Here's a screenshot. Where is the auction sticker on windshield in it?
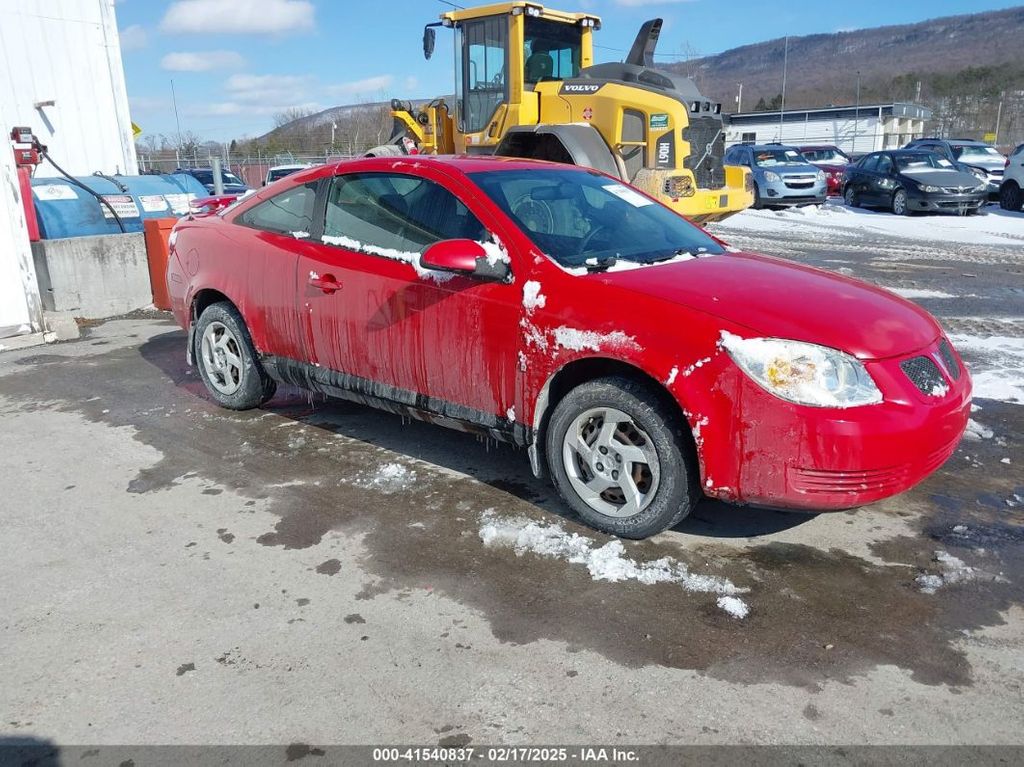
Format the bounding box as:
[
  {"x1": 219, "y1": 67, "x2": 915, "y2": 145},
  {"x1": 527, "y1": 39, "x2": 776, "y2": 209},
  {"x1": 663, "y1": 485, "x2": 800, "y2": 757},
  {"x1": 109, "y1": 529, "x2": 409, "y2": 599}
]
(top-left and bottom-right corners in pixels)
[{"x1": 602, "y1": 184, "x2": 654, "y2": 207}]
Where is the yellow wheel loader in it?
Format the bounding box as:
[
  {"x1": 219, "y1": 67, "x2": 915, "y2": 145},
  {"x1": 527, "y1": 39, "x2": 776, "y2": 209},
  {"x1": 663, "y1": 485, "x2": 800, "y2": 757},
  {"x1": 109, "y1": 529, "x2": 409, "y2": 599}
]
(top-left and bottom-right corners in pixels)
[{"x1": 369, "y1": 2, "x2": 752, "y2": 222}]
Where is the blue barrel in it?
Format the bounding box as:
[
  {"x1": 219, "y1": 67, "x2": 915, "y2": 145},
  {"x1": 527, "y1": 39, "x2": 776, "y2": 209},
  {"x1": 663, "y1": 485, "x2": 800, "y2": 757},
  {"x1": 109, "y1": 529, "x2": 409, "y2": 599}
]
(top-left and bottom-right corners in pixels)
[{"x1": 30, "y1": 173, "x2": 209, "y2": 239}]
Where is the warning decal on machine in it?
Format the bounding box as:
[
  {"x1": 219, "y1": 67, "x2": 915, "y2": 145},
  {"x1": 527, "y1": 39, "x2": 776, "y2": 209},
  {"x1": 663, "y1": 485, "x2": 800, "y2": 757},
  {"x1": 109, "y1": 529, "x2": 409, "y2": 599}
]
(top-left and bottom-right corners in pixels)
[
  {"x1": 33, "y1": 184, "x2": 78, "y2": 201},
  {"x1": 164, "y1": 193, "x2": 195, "y2": 215},
  {"x1": 101, "y1": 195, "x2": 141, "y2": 219},
  {"x1": 139, "y1": 195, "x2": 170, "y2": 213}
]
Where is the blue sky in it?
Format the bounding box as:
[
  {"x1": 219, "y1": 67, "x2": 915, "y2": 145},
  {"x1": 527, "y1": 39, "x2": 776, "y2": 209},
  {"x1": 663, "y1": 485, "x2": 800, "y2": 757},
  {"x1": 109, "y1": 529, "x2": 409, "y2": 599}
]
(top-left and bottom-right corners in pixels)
[{"x1": 117, "y1": 0, "x2": 1023, "y2": 143}]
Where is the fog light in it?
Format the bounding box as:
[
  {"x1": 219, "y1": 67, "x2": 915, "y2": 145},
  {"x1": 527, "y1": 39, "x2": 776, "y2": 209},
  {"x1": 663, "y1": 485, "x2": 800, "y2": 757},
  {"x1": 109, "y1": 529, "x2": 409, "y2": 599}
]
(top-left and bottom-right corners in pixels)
[{"x1": 663, "y1": 176, "x2": 695, "y2": 198}]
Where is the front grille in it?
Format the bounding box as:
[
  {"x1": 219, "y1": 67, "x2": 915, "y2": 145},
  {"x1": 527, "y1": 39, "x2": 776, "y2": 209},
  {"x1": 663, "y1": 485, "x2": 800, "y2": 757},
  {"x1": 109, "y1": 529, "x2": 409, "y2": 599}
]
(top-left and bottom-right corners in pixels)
[
  {"x1": 785, "y1": 181, "x2": 814, "y2": 189},
  {"x1": 900, "y1": 355, "x2": 945, "y2": 394},
  {"x1": 942, "y1": 186, "x2": 975, "y2": 194},
  {"x1": 683, "y1": 116, "x2": 725, "y2": 188},
  {"x1": 938, "y1": 339, "x2": 961, "y2": 380}
]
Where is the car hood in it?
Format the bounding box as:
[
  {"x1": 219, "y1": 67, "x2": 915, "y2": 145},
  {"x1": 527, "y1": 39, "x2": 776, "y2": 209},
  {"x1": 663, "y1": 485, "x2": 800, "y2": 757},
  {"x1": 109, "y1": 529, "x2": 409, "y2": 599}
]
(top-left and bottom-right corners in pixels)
[
  {"x1": 899, "y1": 169, "x2": 980, "y2": 188},
  {"x1": 759, "y1": 164, "x2": 819, "y2": 176},
  {"x1": 812, "y1": 162, "x2": 847, "y2": 174},
  {"x1": 596, "y1": 252, "x2": 940, "y2": 360}
]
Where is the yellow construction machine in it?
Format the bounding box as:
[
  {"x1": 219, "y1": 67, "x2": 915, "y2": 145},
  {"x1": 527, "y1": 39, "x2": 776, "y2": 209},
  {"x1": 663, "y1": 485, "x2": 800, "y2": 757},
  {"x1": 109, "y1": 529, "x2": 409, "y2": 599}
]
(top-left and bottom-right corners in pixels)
[{"x1": 369, "y1": 2, "x2": 752, "y2": 222}]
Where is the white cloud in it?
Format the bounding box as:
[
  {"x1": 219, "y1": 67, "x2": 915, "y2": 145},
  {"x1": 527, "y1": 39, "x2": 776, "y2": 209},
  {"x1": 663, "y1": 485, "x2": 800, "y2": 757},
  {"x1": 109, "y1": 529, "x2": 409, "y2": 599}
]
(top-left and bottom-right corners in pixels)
[
  {"x1": 327, "y1": 75, "x2": 394, "y2": 98},
  {"x1": 225, "y1": 73, "x2": 313, "y2": 104},
  {"x1": 186, "y1": 100, "x2": 320, "y2": 118},
  {"x1": 404, "y1": 75, "x2": 418, "y2": 92},
  {"x1": 119, "y1": 24, "x2": 148, "y2": 51},
  {"x1": 161, "y1": 0, "x2": 315, "y2": 35},
  {"x1": 614, "y1": 0, "x2": 695, "y2": 5},
  {"x1": 161, "y1": 50, "x2": 245, "y2": 72}
]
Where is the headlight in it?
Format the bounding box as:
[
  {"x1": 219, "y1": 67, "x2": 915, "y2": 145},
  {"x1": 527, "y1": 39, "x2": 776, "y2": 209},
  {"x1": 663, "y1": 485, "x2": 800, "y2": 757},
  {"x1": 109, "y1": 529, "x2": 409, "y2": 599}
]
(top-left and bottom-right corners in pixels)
[
  {"x1": 762, "y1": 171, "x2": 781, "y2": 183},
  {"x1": 967, "y1": 167, "x2": 986, "y2": 180},
  {"x1": 816, "y1": 170, "x2": 826, "y2": 182},
  {"x1": 720, "y1": 332, "x2": 883, "y2": 408},
  {"x1": 974, "y1": 183, "x2": 988, "y2": 192},
  {"x1": 918, "y1": 183, "x2": 942, "y2": 193}
]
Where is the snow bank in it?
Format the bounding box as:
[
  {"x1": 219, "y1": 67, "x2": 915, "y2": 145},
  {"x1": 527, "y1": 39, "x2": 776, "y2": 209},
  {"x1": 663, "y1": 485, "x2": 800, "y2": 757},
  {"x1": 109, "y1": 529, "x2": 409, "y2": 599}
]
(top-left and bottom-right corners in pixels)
[
  {"x1": 964, "y1": 418, "x2": 994, "y2": 441},
  {"x1": 916, "y1": 550, "x2": 985, "y2": 594},
  {"x1": 949, "y1": 334, "x2": 1024, "y2": 404},
  {"x1": 886, "y1": 288, "x2": 956, "y2": 299},
  {"x1": 479, "y1": 511, "x2": 748, "y2": 615},
  {"x1": 352, "y1": 462, "x2": 416, "y2": 493},
  {"x1": 716, "y1": 596, "x2": 750, "y2": 620}
]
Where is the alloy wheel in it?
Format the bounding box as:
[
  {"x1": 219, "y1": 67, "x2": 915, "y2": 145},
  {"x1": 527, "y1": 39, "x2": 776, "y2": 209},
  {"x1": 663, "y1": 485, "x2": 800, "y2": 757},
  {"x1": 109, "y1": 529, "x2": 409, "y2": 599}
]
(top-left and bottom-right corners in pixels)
[
  {"x1": 200, "y1": 321, "x2": 244, "y2": 395},
  {"x1": 561, "y1": 407, "x2": 661, "y2": 519}
]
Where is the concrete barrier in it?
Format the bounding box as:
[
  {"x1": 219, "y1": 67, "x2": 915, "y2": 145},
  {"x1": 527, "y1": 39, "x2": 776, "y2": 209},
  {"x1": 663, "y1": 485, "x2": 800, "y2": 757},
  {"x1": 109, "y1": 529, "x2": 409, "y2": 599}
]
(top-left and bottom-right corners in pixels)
[{"x1": 31, "y1": 233, "x2": 153, "y2": 319}]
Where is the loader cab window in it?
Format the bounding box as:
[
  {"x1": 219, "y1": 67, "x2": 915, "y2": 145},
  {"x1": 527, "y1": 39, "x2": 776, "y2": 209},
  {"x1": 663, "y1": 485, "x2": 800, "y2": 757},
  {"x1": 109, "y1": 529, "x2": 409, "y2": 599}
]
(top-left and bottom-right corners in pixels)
[
  {"x1": 524, "y1": 17, "x2": 582, "y2": 85},
  {"x1": 458, "y1": 16, "x2": 509, "y2": 134}
]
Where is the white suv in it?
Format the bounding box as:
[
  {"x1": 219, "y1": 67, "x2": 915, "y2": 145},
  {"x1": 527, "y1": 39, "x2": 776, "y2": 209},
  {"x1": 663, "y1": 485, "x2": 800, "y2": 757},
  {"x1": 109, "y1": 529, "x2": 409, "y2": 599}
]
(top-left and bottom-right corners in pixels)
[{"x1": 1001, "y1": 143, "x2": 1024, "y2": 211}]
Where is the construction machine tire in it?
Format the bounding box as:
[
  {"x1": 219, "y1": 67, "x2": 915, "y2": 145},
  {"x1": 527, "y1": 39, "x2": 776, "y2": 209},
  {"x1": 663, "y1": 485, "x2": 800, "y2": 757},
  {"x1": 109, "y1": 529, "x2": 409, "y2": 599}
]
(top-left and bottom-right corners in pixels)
[{"x1": 364, "y1": 145, "x2": 404, "y2": 158}]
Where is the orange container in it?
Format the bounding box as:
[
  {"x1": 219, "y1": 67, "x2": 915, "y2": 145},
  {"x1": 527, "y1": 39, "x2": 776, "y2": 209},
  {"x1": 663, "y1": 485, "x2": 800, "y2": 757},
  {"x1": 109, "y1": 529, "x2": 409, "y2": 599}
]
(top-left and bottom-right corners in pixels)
[{"x1": 144, "y1": 217, "x2": 178, "y2": 310}]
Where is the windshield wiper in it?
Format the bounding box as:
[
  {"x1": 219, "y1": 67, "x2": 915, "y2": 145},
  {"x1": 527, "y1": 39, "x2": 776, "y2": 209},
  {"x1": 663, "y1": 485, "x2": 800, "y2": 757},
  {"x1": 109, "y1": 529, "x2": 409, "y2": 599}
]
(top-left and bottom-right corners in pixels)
[{"x1": 584, "y1": 256, "x2": 618, "y2": 273}]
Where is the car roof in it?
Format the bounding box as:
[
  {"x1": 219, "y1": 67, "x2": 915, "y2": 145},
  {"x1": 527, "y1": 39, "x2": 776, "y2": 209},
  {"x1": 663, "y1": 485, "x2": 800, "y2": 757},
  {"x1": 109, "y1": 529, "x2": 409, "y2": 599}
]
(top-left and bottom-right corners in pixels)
[
  {"x1": 319, "y1": 154, "x2": 593, "y2": 174},
  {"x1": 748, "y1": 144, "x2": 801, "y2": 151}
]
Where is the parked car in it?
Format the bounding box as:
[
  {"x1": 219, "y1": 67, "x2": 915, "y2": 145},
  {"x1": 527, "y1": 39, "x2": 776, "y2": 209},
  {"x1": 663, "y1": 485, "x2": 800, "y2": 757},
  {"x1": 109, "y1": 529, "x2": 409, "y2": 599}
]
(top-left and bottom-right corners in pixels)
[
  {"x1": 904, "y1": 138, "x2": 1005, "y2": 198},
  {"x1": 723, "y1": 144, "x2": 827, "y2": 208},
  {"x1": 168, "y1": 156, "x2": 970, "y2": 539},
  {"x1": 843, "y1": 150, "x2": 988, "y2": 215},
  {"x1": 177, "y1": 167, "x2": 249, "y2": 195},
  {"x1": 264, "y1": 163, "x2": 312, "y2": 186},
  {"x1": 999, "y1": 142, "x2": 1024, "y2": 211},
  {"x1": 796, "y1": 144, "x2": 852, "y2": 196}
]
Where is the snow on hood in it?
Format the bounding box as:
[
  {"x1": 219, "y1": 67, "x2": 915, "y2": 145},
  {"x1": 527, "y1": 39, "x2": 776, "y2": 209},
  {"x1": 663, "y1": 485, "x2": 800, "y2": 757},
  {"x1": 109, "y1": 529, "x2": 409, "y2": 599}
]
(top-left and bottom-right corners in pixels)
[{"x1": 591, "y1": 251, "x2": 942, "y2": 360}]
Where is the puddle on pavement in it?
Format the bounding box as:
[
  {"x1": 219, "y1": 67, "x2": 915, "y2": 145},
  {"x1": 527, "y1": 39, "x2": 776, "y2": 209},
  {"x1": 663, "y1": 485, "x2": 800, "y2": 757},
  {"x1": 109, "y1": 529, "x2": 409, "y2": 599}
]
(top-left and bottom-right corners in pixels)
[{"x1": 1, "y1": 329, "x2": 1021, "y2": 689}]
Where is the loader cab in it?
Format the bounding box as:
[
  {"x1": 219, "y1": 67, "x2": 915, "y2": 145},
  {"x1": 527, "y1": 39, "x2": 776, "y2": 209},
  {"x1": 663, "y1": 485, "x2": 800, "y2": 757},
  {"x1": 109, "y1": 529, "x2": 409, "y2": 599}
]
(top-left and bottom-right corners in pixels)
[{"x1": 442, "y1": 3, "x2": 598, "y2": 150}]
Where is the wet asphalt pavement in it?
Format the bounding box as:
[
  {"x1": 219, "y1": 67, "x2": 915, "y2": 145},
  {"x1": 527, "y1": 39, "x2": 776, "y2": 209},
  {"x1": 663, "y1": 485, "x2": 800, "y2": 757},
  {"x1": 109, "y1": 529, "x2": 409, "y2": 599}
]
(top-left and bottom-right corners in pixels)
[{"x1": 1, "y1": 212, "x2": 1022, "y2": 747}]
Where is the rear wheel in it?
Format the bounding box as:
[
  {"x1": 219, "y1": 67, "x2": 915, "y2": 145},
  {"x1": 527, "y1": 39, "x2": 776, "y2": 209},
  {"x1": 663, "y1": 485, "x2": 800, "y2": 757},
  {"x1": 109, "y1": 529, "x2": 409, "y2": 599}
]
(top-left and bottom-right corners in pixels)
[
  {"x1": 891, "y1": 188, "x2": 910, "y2": 216},
  {"x1": 843, "y1": 185, "x2": 859, "y2": 208},
  {"x1": 1000, "y1": 181, "x2": 1023, "y2": 211},
  {"x1": 194, "y1": 302, "x2": 276, "y2": 410},
  {"x1": 545, "y1": 377, "x2": 698, "y2": 539}
]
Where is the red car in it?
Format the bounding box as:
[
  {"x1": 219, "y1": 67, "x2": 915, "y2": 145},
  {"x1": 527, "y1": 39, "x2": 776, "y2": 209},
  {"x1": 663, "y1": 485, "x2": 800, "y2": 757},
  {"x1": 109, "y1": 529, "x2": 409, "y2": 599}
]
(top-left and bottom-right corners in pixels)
[
  {"x1": 797, "y1": 145, "x2": 853, "y2": 196},
  {"x1": 167, "y1": 156, "x2": 971, "y2": 539}
]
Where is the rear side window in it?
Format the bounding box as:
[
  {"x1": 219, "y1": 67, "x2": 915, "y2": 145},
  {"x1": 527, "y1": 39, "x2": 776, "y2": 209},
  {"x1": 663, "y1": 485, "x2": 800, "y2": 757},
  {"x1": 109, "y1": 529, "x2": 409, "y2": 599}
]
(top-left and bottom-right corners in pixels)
[
  {"x1": 322, "y1": 173, "x2": 487, "y2": 256},
  {"x1": 860, "y1": 154, "x2": 880, "y2": 172},
  {"x1": 238, "y1": 182, "x2": 318, "y2": 235}
]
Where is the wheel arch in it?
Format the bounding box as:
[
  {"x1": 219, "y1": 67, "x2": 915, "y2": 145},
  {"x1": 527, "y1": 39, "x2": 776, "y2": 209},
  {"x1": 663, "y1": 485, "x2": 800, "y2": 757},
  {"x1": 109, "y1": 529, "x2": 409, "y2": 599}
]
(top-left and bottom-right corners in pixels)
[
  {"x1": 495, "y1": 124, "x2": 623, "y2": 180},
  {"x1": 187, "y1": 288, "x2": 242, "y2": 365},
  {"x1": 528, "y1": 355, "x2": 696, "y2": 479}
]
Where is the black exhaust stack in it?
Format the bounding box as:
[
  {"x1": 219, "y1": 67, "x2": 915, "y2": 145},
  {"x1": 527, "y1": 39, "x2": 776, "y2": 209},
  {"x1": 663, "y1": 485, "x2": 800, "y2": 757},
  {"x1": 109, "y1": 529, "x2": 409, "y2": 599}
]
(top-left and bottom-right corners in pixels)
[{"x1": 625, "y1": 18, "x2": 662, "y2": 68}]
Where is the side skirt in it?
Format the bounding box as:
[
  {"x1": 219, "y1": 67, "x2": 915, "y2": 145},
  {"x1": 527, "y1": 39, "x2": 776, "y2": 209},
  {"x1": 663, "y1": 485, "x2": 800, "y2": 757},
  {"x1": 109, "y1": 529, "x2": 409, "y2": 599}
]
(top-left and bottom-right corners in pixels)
[{"x1": 262, "y1": 355, "x2": 532, "y2": 448}]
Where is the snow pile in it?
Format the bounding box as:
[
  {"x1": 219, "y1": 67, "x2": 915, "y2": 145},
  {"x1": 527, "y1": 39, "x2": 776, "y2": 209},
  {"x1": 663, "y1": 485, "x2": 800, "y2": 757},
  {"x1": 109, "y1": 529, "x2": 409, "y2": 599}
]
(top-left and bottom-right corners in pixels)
[
  {"x1": 291, "y1": 231, "x2": 310, "y2": 239},
  {"x1": 949, "y1": 334, "x2": 1024, "y2": 404},
  {"x1": 887, "y1": 288, "x2": 956, "y2": 299},
  {"x1": 716, "y1": 596, "x2": 750, "y2": 619},
  {"x1": 964, "y1": 418, "x2": 994, "y2": 441},
  {"x1": 479, "y1": 234, "x2": 510, "y2": 265},
  {"x1": 553, "y1": 327, "x2": 639, "y2": 353},
  {"x1": 522, "y1": 280, "x2": 546, "y2": 313},
  {"x1": 321, "y1": 234, "x2": 454, "y2": 284},
  {"x1": 915, "y1": 550, "x2": 1004, "y2": 594},
  {"x1": 353, "y1": 462, "x2": 417, "y2": 493},
  {"x1": 479, "y1": 511, "x2": 749, "y2": 615}
]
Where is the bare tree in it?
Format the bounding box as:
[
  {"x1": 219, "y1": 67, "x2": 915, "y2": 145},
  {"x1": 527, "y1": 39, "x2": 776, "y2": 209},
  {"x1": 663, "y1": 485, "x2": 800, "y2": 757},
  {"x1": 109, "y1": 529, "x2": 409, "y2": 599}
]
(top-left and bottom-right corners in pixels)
[{"x1": 273, "y1": 107, "x2": 316, "y2": 129}]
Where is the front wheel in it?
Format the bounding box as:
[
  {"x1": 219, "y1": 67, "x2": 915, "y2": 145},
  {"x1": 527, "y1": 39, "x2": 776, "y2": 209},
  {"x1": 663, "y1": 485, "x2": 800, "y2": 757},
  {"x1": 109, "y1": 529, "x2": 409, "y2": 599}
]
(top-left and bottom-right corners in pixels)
[
  {"x1": 545, "y1": 377, "x2": 698, "y2": 539},
  {"x1": 843, "y1": 185, "x2": 859, "y2": 208},
  {"x1": 194, "y1": 302, "x2": 276, "y2": 410},
  {"x1": 891, "y1": 188, "x2": 910, "y2": 216}
]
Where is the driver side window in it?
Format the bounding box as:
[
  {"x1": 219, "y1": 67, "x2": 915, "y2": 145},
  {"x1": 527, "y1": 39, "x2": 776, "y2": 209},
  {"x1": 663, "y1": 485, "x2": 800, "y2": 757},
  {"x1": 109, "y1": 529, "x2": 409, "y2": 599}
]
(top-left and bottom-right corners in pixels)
[{"x1": 877, "y1": 155, "x2": 894, "y2": 175}]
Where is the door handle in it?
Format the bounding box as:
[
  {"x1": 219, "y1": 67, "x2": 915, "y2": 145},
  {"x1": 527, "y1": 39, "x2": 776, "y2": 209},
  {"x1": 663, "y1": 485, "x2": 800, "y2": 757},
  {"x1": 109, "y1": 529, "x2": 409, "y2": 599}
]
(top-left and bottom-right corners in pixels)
[{"x1": 309, "y1": 273, "x2": 341, "y2": 294}]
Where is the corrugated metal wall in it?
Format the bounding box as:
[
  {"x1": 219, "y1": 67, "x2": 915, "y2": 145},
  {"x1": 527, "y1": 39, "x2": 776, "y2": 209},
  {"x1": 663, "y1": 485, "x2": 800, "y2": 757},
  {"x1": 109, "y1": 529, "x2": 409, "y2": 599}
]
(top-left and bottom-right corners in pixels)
[{"x1": 0, "y1": 0, "x2": 137, "y2": 178}]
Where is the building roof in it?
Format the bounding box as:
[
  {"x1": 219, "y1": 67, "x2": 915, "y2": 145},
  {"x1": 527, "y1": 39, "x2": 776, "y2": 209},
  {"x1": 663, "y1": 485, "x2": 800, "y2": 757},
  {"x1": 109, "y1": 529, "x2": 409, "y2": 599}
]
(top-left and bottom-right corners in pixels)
[{"x1": 727, "y1": 102, "x2": 932, "y2": 125}]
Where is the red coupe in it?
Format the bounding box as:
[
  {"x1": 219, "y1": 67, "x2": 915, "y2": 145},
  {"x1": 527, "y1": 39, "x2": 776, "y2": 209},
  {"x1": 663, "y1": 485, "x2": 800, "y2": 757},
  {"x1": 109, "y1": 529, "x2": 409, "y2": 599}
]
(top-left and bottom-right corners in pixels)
[
  {"x1": 167, "y1": 156, "x2": 971, "y2": 539},
  {"x1": 798, "y1": 145, "x2": 853, "y2": 196}
]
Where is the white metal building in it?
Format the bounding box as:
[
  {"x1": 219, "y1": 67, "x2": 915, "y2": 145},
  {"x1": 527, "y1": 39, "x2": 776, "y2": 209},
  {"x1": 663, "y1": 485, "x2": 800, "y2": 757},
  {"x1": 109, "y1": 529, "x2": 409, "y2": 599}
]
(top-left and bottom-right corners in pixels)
[
  {"x1": 0, "y1": 0, "x2": 135, "y2": 341},
  {"x1": 724, "y1": 103, "x2": 933, "y2": 155}
]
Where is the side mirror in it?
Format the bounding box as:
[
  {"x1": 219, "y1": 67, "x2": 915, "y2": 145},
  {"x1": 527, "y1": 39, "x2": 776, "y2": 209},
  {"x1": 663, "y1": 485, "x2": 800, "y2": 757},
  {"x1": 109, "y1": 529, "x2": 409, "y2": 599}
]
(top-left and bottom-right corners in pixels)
[
  {"x1": 420, "y1": 239, "x2": 509, "y2": 282},
  {"x1": 423, "y1": 26, "x2": 436, "y2": 60}
]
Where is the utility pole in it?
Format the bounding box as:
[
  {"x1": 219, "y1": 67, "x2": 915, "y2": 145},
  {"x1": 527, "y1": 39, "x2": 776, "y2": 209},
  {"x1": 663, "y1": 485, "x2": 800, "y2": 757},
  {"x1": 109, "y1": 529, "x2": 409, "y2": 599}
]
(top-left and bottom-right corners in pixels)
[
  {"x1": 779, "y1": 37, "x2": 788, "y2": 140},
  {"x1": 994, "y1": 94, "x2": 1004, "y2": 145},
  {"x1": 331, "y1": 121, "x2": 337, "y2": 148},
  {"x1": 170, "y1": 79, "x2": 183, "y2": 151},
  {"x1": 854, "y1": 70, "x2": 861, "y2": 154},
  {"x1": 736, "y1": 82, "x2": 743, "y2": 113}
]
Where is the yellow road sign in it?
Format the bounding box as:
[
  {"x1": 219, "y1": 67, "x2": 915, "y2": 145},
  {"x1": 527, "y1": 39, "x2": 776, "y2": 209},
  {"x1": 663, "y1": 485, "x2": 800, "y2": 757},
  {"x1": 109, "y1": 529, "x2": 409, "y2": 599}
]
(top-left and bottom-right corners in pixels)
[{"x1": 132, "y1": 121, "x2": 142, "y2": 138}]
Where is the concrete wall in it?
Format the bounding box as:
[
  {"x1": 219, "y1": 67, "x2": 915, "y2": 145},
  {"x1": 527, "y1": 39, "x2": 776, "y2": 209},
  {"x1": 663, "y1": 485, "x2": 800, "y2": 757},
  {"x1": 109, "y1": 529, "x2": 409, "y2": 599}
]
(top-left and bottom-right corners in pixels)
[
  {"x1": 0, "y1": 0, "x2": 137, "y2": 177},
  {"x1": 0, "y1": 99, "x2": 43, "y2": 339},
  {"x1": 32, "y1": 233, "x2": 152, "y2": 319}
]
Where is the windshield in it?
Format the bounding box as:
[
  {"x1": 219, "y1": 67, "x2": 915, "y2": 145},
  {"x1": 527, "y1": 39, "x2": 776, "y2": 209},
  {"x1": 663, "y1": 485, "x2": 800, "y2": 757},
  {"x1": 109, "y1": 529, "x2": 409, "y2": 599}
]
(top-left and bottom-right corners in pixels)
[
  {"x1": 953, "y1": 145, "x2": 1002, "y2": 160},
  {"x1": 192, "y1": 170, "x2": 244, "y2": 186},
  {"x1": 753, "y1": 149, "x2": 807, "y2": 167},
  {"x1": 469, "y1": 168, "x2": 726, "y2": 269},
  {"x1": 895, "y1": 153, "x2": 956, "y2": 171},
  {"x1": 801, "y1": 148, "x2": 849, "y2": 164}
]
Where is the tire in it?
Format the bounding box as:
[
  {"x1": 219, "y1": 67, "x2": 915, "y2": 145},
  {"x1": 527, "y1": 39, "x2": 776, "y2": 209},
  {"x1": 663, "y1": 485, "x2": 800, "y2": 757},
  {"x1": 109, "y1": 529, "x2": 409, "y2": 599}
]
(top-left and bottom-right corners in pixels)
[
  {"x1": 193, "y1": 302, "x2": 276, "y2": 410},
  {"x1": 843, "y1": 185, "x2": 859, "y2": 208},
  {"x1": 545, "y1": 376, "x2": 698, "y2": 539},
  {"x1": 1000, "y1": 181, "x2": 1023, "y2": 212},
  {"x1": 891, "y1": 188, "x2": 910, "y2": 216},
  {"x1": 751, "y1": 187, "x2": 765, "y2": 210},
  {"x1": 364, "y1": 144, "x2": 403, "y2": 158}
]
